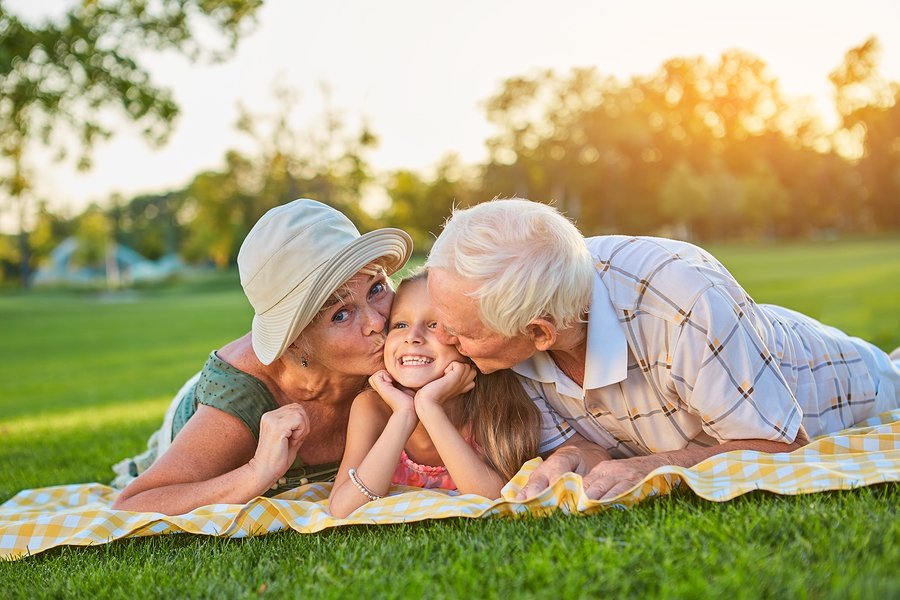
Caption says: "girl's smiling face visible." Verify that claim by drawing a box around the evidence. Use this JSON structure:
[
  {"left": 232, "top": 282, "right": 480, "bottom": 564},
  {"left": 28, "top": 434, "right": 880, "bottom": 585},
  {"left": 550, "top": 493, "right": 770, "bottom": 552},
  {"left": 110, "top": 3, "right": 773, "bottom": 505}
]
[{"left": 384, "top": 277, "right": 466, "bottom": 390}]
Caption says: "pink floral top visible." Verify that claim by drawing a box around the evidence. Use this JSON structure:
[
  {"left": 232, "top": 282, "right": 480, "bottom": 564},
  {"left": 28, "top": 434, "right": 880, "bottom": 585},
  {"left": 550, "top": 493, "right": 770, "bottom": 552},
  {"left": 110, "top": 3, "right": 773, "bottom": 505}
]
[{"left": 391, "top": 450, "right": 457, "bottom": 490}]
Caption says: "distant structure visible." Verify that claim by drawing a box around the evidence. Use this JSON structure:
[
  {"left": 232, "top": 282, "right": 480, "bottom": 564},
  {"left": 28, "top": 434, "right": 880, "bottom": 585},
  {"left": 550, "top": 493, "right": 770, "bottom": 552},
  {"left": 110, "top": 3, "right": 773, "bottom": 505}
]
[{"left": 32, "top": 237, "right": 185, "bottom": 287}]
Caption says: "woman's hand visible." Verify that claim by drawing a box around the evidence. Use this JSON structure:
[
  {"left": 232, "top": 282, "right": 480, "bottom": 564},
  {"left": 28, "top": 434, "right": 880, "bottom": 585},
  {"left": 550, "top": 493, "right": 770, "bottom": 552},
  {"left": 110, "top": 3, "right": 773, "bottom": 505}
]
[
  {"left": 369, "top": 370, "right": 417, "bottom": 416},
  {"left": 414, "top": 361, "right": 476, "bottom": 413},
  {"left": 247, "top": 404, "right": 310, "bottom": 488}
]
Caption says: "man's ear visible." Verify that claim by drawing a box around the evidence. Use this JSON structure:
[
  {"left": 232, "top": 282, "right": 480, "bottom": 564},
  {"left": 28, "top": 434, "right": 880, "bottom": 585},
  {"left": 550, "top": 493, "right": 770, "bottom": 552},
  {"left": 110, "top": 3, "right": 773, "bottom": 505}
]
[{"left": 526, "top": 318, "right": 557, "bottom": 351}]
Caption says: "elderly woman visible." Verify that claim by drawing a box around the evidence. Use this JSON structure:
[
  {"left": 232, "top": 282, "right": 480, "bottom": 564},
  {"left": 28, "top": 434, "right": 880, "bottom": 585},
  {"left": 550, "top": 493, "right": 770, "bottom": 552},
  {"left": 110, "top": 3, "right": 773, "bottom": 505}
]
[{"left": 112, "top": 199, "right": 412, "bottom": 514}]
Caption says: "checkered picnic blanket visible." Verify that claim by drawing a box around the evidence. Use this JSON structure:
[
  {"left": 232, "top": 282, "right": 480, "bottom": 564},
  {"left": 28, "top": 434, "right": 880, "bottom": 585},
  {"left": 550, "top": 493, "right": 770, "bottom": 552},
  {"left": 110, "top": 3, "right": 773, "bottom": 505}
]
[{"left": 2, "top": 409, "right": 898, "bottom": 561}]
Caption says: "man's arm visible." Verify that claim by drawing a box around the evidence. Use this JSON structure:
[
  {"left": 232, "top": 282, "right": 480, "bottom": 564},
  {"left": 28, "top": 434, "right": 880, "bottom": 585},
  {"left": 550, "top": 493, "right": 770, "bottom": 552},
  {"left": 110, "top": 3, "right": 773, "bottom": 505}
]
[
  {"left": 580, "top": 427, "right": 809, "bottom": 500},
  {"left": 569, "top": 280, "right": 817, "bottom": 501},
  {"left": 518, "top": 427, "right": 809, "bottom": 501}
]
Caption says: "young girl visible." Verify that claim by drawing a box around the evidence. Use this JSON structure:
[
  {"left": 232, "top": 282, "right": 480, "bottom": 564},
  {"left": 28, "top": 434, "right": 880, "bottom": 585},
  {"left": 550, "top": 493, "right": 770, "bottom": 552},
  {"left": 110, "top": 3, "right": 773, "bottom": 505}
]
[{"left": 328, "top": 270, "right": 541, "bottom": 518}]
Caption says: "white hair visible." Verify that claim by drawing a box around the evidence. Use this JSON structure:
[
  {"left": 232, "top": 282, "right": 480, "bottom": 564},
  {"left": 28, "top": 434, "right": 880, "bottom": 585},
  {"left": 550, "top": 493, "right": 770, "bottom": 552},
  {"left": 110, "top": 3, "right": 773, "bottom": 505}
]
[{"left": 426, "top": 199, "right": 594, "bottom": 337}]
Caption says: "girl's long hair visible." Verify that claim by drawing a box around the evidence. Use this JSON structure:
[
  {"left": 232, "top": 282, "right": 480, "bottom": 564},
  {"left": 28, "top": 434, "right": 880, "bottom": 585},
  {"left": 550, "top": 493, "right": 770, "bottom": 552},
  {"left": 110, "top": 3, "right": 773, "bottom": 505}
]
[
  {"left": 455, "top": 369, "right": 542, "bottom": 481},
  {"left": 399, "top": 270, "right": 541, "bottom": 481}
]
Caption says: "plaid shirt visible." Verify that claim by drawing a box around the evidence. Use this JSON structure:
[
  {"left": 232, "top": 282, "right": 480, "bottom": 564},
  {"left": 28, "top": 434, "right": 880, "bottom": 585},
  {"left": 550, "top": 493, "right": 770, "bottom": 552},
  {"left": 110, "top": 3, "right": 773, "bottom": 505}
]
[{"left": 525, "top": 236, "right": 881, "bottom": 458}]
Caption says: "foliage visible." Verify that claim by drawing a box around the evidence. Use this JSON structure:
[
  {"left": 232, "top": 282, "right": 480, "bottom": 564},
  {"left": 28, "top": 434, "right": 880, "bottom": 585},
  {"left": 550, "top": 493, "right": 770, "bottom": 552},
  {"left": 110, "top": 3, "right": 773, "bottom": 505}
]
[
  {"left": 3, "top": 32, "right": 900, "bottom": 282},
  {"left": 830, "top": 37, "right": 900, "bottom": 231},
  {"left": 0, "top": 229, "right": 16, "bottom": 282},
  {"left": 111, "top": 192, "right": 182, "bottom": 261},
  {"left": 0, "top": 0, "right": 261, "bottom": 167},
  {"left": 480, "top": 41, "right": 899, "bottom": 240},
  {"left": 0, "top": 0, "right": 262, "bottom": 284},
  {"left": 72, "top": 206, "right": 112, "bottom": 268},
  {"left": 383, "top": 153, "right": 477, "bottom": 251},
  {"left": 179, "top": 85, "right": 382, "bottom": 268}
]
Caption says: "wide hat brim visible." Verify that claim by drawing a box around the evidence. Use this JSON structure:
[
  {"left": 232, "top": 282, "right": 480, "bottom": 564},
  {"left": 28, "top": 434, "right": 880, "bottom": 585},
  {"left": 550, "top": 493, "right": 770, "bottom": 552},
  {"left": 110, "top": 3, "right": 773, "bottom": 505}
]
[{"left": 250, "top": 227, "right": 412, "bottom": 365}]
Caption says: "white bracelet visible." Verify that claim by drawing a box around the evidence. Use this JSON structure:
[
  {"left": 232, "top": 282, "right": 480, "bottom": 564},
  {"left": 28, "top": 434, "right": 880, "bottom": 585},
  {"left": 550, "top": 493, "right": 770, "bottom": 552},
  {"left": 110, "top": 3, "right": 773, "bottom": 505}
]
[{"left": 348, "top": 468, "right": 383, "bottom": 501}]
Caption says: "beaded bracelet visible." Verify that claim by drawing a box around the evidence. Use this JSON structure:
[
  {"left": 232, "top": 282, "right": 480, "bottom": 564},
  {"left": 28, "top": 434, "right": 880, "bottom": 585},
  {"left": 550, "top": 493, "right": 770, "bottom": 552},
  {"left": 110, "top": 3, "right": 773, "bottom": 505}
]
[{"left": 348, "top": 468, "right": 383, "bottom": 501}]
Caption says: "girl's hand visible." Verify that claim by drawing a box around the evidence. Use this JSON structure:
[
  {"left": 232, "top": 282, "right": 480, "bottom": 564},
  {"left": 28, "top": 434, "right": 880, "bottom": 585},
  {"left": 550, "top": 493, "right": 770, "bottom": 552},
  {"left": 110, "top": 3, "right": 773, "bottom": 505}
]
[
  {"left": 415, "top": 361, "right": 476, "bottom": 412},
  {"left": 248, "top": 404, "right": 310, "bottom": 488},
  {"left": 369, "top": 370, "right": 416, "bottom": 415}
]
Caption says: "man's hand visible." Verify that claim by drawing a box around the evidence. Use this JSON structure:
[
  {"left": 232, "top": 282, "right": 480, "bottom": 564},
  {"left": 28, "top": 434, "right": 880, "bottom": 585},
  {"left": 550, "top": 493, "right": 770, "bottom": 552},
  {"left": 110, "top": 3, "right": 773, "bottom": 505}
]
[
  {"left": 580, "top": 433, "right": 807, "bottom": 500},
  {"left": 515, "top": 435, "right": 611, "bottom": 500},
  {"left": 581, "top": 454, "right": 669, "bottom": 500}
]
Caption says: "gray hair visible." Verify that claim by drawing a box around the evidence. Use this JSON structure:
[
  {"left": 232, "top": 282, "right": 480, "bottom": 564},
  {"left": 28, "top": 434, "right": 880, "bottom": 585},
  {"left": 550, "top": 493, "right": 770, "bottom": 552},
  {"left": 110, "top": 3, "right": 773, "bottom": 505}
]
[{"left": 426, "top": 199, "right": 594, "bottom": 337}]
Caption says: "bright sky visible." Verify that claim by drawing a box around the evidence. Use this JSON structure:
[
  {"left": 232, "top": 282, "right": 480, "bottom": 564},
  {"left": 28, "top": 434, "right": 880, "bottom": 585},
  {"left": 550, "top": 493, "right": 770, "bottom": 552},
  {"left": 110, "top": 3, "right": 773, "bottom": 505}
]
[{"left": 4, "top": 0, "right": 900, "bottom": 230}]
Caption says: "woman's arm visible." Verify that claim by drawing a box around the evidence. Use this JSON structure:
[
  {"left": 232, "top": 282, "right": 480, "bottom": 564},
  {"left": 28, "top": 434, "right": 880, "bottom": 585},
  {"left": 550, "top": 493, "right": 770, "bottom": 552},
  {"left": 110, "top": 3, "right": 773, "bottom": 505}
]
[
  {"left": 328, "top": 382, "right": 418, "bottom": 518},
  {"left": 414, "top": 362, "right": 504, "bottom": 498},
  {"left": 112, "top": 403, "right": 309, "bottom": 515}
]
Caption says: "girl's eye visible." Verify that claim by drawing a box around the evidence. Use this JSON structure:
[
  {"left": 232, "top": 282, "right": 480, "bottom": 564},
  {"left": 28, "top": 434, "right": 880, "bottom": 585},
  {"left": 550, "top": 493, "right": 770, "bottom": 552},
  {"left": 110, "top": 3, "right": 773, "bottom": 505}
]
[
  {"left": 427, "top": 322, "right": 438, "bottom": 330},
  {"left": 368, "top": 281, "right": 386, "bottom": 298},
  {"left": 332, "top": 309, "right": 351, "bottom": 323},
  {"left": 391, "top": 321, "right": 408, "bottom": 330}
]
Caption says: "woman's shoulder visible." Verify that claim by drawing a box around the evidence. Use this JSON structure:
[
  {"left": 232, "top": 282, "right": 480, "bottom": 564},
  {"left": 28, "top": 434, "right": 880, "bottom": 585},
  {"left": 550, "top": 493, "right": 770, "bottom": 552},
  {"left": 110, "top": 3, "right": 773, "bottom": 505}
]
[
  {"left": 198, "top": 353, "right": 275, "bottom": 403},
  {"left": 191, "top": 349, "right": 278, "bottom": 440}
]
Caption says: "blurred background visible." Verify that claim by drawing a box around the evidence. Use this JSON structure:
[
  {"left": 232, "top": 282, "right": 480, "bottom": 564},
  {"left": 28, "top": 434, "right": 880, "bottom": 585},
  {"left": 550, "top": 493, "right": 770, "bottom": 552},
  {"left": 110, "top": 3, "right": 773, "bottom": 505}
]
[
  {"left": 1, "top": 1, "right": 899, "bottom": 287},
  {"left": 1, "top": 0, "right": 899, "bottom": 501}
]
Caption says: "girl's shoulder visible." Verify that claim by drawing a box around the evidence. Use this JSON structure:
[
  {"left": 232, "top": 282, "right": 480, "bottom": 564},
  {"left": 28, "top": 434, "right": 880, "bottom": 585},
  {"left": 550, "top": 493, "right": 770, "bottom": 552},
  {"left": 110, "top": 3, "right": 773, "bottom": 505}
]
[{"left": 351, "top": 387, "right": 392, "bottom": 420}]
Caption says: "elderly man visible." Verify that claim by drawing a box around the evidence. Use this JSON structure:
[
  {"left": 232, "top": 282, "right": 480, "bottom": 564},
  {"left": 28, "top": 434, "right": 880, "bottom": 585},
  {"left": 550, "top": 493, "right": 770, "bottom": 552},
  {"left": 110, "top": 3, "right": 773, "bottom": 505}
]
[{"left": 425, "top": 199, "right": 899, "bottom": 500}]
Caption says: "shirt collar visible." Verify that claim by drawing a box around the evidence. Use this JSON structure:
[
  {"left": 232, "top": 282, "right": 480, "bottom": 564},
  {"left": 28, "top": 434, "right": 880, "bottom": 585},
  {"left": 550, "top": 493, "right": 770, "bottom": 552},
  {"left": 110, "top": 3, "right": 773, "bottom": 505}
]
[{"left": 512, "top": 265, "right": 628, "bottom": 391}]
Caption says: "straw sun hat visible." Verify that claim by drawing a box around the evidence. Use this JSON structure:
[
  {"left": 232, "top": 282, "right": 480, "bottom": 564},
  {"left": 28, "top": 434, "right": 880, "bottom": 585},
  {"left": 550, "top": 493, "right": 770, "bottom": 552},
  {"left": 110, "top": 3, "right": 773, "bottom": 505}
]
[{"left": 237, "top": 199, "right": 413, "bottom": 365}]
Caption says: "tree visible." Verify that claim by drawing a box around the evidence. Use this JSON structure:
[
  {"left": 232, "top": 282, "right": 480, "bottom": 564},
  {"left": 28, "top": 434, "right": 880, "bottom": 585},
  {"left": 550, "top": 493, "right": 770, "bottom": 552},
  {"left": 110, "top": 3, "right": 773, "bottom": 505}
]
[
  {"left": 659, "top": 160, "right": 710, "bottom": 240},
  {"left": 830, "top": 37, "right": 900, "bottom": 230},
  {"left": 384, "top": 154, "right": 476, "bottom": 251},
  {"left": 28, "top": 201, "right": 72, "bottom": 267},
  {"left": 180, "top": 151, "right": 256, "bottom": 268},
  {"left": 0, "top": 0, "right": 262, "bottom": 286},
  {"left": 72, "top": 206, "right": 111, "bottom": 270},
  {"left": 0, "top": 231, "right": 17, "bottom": 283},
  {"left": 476, "top": 48, "right": 876, "bottom": 240},
  {"left": 179, "top": 84, "right": 381, "bottom": 268},
  {"left": 116, "top": 192, "right": 182, "bottom": 260},
  {"left": 737, "top": 162, "right": 791, "bottom": 240}
]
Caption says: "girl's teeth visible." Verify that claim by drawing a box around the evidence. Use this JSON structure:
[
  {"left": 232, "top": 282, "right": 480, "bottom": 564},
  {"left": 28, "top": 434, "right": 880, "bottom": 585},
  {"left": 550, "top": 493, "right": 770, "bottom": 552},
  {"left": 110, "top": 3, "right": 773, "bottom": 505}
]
[{"left": 401, "top": 357, "right": 433, "bottom": 365}]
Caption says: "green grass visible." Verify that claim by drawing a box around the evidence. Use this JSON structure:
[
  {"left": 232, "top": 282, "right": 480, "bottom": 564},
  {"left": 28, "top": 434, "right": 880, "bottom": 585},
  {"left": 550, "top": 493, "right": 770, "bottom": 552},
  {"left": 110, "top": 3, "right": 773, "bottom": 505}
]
[
  {"left": 708, "top": 238, "right": 900, "bottom": 351},
  {"left": 0, "top": 275, "right": 251, "bottom": 496},
  {"left": 1, "top": 239, "right": 899, "bottom": 598}
]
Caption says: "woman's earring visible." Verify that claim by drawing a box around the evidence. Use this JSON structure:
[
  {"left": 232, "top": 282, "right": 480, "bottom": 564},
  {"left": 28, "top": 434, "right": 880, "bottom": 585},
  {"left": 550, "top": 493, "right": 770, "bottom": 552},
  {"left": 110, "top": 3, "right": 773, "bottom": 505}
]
[{"left": 301, "top": 357, "right": 309, "bottom": 368}]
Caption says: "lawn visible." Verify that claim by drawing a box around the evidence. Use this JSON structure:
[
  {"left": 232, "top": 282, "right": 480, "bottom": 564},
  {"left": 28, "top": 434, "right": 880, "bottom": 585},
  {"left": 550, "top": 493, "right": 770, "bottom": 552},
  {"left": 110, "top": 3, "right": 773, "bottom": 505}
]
[{"left": 1, "top": 238, "right": 898, "bottom": 598}]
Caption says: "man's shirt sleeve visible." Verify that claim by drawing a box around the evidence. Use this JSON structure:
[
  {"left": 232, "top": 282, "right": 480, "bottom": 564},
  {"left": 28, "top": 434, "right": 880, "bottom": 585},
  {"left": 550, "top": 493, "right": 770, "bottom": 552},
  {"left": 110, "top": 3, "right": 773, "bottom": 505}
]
[
  {"left": 668, "top": 284, "right": 804, "bottom": 444},
  {"left": 516, "top": 375, "right": 577, "bottom": 454}
]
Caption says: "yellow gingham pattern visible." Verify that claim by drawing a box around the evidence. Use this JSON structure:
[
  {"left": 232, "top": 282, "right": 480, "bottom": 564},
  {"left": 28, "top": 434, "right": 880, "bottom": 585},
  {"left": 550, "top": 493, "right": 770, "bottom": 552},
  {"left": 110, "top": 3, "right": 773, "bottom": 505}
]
[{"left": 2, "top": 409, "right": 898, "bottom": 561}]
